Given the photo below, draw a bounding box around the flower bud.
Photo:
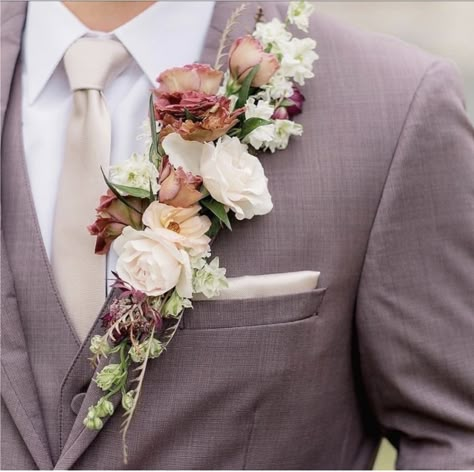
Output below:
[83,406,104,431]
[129,345,146,363]
[95,364,123,391]
[272,107,289,120]
[162,290,192,318]
[285,87,305,118]
[148,338,164,359]
[90,335,111,357]
[229,36,279,87]
[122,390,135,411]
[95,398,114,418]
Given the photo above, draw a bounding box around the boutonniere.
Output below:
[85,1,317,462]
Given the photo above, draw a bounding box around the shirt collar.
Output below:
[23,1,215,105]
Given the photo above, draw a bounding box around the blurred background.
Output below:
[316,2,474,122]
[315,2,474,468]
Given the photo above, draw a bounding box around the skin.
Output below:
[63,1,155,32]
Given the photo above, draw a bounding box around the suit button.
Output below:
[70,392,87,415]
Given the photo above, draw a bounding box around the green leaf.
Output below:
[101,168,143,214]
[149,180,155,202]
[148,94,159,167]
[206,216,222,239]
[240,117,273,140]
[235,64,260,110]
[201,198,231,230]
[112,184,151,199]
[279,98,296,108]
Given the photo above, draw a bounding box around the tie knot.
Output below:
[64,38,131,92]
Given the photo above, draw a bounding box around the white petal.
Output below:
[161,133,204,176]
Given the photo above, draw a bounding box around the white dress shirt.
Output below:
[22,1,215,287]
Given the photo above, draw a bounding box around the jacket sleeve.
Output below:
[355,60,474,468]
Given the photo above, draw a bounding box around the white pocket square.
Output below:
[194,270,320,301]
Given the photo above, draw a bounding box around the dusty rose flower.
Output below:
[229,35,280,87]
[159,156,204,208]
[286,86,305,117]
[160,96,244,143]
[88,190,146,255]
[157,64,223,95]
[155,91,219,120]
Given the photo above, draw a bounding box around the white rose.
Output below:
[243,98,276,150]
[279,37,319,86]
[114,226,192,298]
[110,153,160,194]
[162,133,273,221]
[287,1,315,33]
[263,119,303,153]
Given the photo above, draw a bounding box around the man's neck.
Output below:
[62,1,155,32]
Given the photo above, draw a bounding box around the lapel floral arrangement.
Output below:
[85,1,317,462]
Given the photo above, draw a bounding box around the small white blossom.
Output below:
[279,37,318,86]
[243,98,276,150]
[258,71,295,101]
[253,18,291,50]
[193,257,228,299]
[287,1,315,33]
[263,119,303,153]
[109,153,160,194]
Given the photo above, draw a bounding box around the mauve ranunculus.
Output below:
[159,97,244,143]
[228,35,280,87]
[157,64,223,95]
[154,90,219,120]
[159,156,204,208]
[286,86,305,117]
[88,190,146,255]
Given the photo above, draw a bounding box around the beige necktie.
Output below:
[52,38,130,342]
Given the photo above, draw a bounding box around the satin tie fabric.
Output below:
[52,38,131,341]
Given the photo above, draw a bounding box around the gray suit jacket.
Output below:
[1,2,473,469]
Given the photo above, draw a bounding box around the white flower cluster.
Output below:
[253,1,318,94]
[109,153,160,193]
[244,1,316,152]
[243,97,303,153]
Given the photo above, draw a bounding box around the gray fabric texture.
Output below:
[1,1,473,469]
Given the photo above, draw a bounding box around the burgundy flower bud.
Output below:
[285,87,305,118]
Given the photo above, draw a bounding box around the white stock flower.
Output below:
[287,1,315,33]
[243,98,276,150]
[253,18,291,50]
[114,226,193,298]
[109,153,159,193]
[162,133,273,220]
[258,71,295,101]
[279,37,318,86]
[192,257,228,298]
[263,119,303,153]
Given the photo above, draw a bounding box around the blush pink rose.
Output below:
[228,35,280,87]
[159,156,204,208]
[157,64,223,95]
